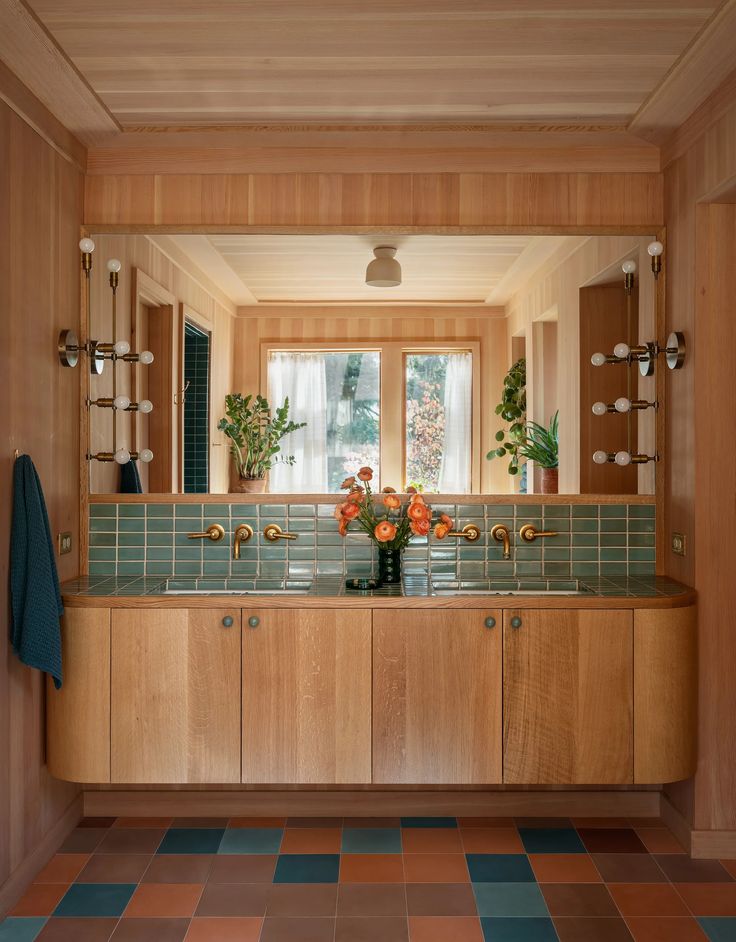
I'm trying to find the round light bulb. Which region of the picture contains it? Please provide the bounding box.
[593,450,609,465]
[592,401,608,416]
[615,397,631,413]
[113,340,130,356]
[622,260,637,274]
[615,450,632,466]
[113,395,131,411]
[138,399,153,414]
[647,240,663,257]
[613,342,630,359]
[139,350,154,365]
[79,238,95,253]
[106,258,122,273]
[591,352,607,367]
[114,447,131,465]
[139,448,154,463]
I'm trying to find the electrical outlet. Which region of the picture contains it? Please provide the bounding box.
[58,532,72,555]
[671,532,686,557]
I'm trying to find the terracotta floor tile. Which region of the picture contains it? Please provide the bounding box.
[280,828,342,854]
[721,860,736,879]
[655,856,735,883]
[36,917,119,941]
[592,853,667,883]
[78,854,152,883]
[542,883,619,917]
[456,817,512,828]
[260,916,336,942]
[143,855,214,884]
[229,817,286,828]
[11,883,68,916]
[171,819,229,829]
[554,916,636,941]
[624,917,709,941]
[266,884,338,917]
[125,883,204,918]
[337,884,407,917]
[579,828,648,854]
[334,916,408,942]
[58,828,107,854]
[609,883,691,917]
[675,882,736,916]
[110,917,190,942]
[402,829,463,854]
[35,854,89,883]
[343,818,402,829]
[113,818,173,829]
[530,853,603,883]
[460,828,524,854]
[95,829,165,855]
[516,817,573,829]
[636,828,686,854]
[572,818,633,829]
[286,817,342,829]
[185,917,262,942]
[402,854,469,884]
[207,855,276,884]
[405,883,477,916]
[408,916,483,941]
[340,855,405,883]
[196,883,269,917]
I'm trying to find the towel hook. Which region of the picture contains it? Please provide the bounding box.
[14,449,20,460]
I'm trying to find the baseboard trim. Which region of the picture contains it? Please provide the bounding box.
[660,793,693,854]
[0,793,83,918]
[660,794,736,859]
[84,789,660,819]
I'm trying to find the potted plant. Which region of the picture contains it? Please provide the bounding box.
[487,357,527,482]
[217,393,306,493]
[334,467,454,584]
[519,411,559,494]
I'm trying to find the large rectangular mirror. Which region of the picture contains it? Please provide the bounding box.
[85,232,660,497]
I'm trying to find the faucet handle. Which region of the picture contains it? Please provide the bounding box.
[264,523,297,542]
[234,523,254,542]
[187,524,225,542]
[519,524,558,542]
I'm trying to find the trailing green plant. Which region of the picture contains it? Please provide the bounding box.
[486,357,527,475]
[217,393,306,480]
[518,411,559,469]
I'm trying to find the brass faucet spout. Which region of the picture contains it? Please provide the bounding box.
[490,523,511,560]
[233,523,254,560]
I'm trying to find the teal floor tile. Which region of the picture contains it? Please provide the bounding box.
[473,882,550,918]
[466,854,536,883]
[157,828,225,854]
[341,828,402,854]
[481,917,559,941]
[0,919,47,942]
[53,883,136,917]
[699,918,736,941]
[518,828,586,854]
[218,828,283,854]
[401,817,457,828]
[273,854,340,883]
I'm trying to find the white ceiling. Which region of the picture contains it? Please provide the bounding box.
[161,234,576,305]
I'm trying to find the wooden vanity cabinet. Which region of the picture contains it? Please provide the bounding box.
[503,609,633,784]
[110,608,241,784]
[372,610,502,784]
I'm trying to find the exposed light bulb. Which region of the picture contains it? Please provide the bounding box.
[592,401,608,416]
[106,258,122,273]
[113,340,130,356]
[139,448,154,463]
[647,241,663,257]
[114,447,131,465]
[622,260,637,274]
[615,397,631,413]
[113,395,131,411]
[591,352,607,367]
[615,450,632,466]
[139,350,154,365]
[138,399,153,414]
[593,450,609,465]
[613,342,630,359]
[79,238,95,253]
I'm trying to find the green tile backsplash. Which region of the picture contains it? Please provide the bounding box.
[88,501,655,580]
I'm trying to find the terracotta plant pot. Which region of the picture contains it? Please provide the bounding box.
[233,476,267,494]
[539,467,559,494]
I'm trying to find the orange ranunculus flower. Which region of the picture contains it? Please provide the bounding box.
[357,466,373,481]
[382,486,397,493]
[409,492,426,505]
[383,494,401,510]
[338,517,349,537]
[342,501,360,520]
[434,522,450,539]
[410,518,430,537]
[333,502,346,520]
[374,520,397,542]
[340,475,356,490]
[407,502,428,521]
[440,513,453,527]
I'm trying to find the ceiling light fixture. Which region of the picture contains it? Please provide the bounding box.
[365,245,401,287]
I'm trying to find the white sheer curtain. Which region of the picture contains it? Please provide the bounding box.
[268,352,328,492]
[438,352,472,493]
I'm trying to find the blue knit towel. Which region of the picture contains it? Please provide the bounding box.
[10,455,63,688]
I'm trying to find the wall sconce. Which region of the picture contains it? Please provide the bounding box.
[592,397,658,415]
[622,259,637,295]
[87,448,154,464]
[591,334,686,377]
[648,240,663,278]
[593,450,659,466]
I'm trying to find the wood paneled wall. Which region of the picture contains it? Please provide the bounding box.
[0,100,83,909]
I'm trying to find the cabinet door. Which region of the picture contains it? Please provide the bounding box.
[111,608,241,784]
[242,609,371,784]
[373,610,502,784]
[503,609,633,784]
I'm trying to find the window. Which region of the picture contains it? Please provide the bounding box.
[266,344,476,493]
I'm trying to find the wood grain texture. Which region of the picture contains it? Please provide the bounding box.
[111,608,241,784]
[46,609,111,784]
[634,606,697,785]
[503,609,633,784]
[372,610,502,784]
[242,609,372,784]
[0,97,83,898]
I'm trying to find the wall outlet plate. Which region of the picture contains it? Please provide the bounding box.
[58,532,72,555]
[671,532,687,557]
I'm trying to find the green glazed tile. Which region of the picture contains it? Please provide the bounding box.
[175,504,203,517]
[89,548,115,561]
[288,504,316,516]
[118,532,145,546]
[147,547,173,561]
[600,504,627,517]
[542,562,572,577]
[516,545,542,560]
[315,546,342,561]
[572,547,598,561]
[203,561,230,576]
[628,504,655,518]
[571,518,598,533]
[487,562,515,578]
[289,518,315,532]
[572,504,598,517]
[146,503,174,517]
[90,504,116,517]
[601,562,628,576]
[203,545,230,560]
[458,547,485,561]
[629,548,655,561]
[484,504,514,518]
[119,504,145,517]
[145,562,172,576]
[629,561,655,575]
[629,532,655,547]
[629,519,656,533]
[601,518,626,532]
[175,517,200,532]
[572,562,600,578]
[207,504,230,516]
[90,518,116,532]
[543,548,571,561]
[261,546,287,559]
[600,548,627,561]
[118,546,144,561]
[456,504,479,515]
[117,561,145,576]
[515,562,544,577]
[517,504,542,517]
[90,532,116,547]
[290,546,319,560]
[232,561,258,576]
[146,518,173,533]
[147,532,173,547]
[118,518,145,533]
[542,505,570,519]
[600,532,627,547]
[89,561,116,575]
[258,504,289,516]
[317,532,342,545]
[572,533,598,547]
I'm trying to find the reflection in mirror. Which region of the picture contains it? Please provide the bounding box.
[86,233,660,497]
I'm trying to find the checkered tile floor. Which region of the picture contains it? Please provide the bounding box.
[2,816,736,941]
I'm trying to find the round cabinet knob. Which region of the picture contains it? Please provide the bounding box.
[484,617,496,629]
[222,616,234,628]
[248,616,260,629]
[510,616,522,629]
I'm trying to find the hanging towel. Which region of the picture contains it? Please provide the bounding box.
[120,458,142,494]
[10,455,64,689]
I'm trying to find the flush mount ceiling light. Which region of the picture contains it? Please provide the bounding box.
[365,245,401,287]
